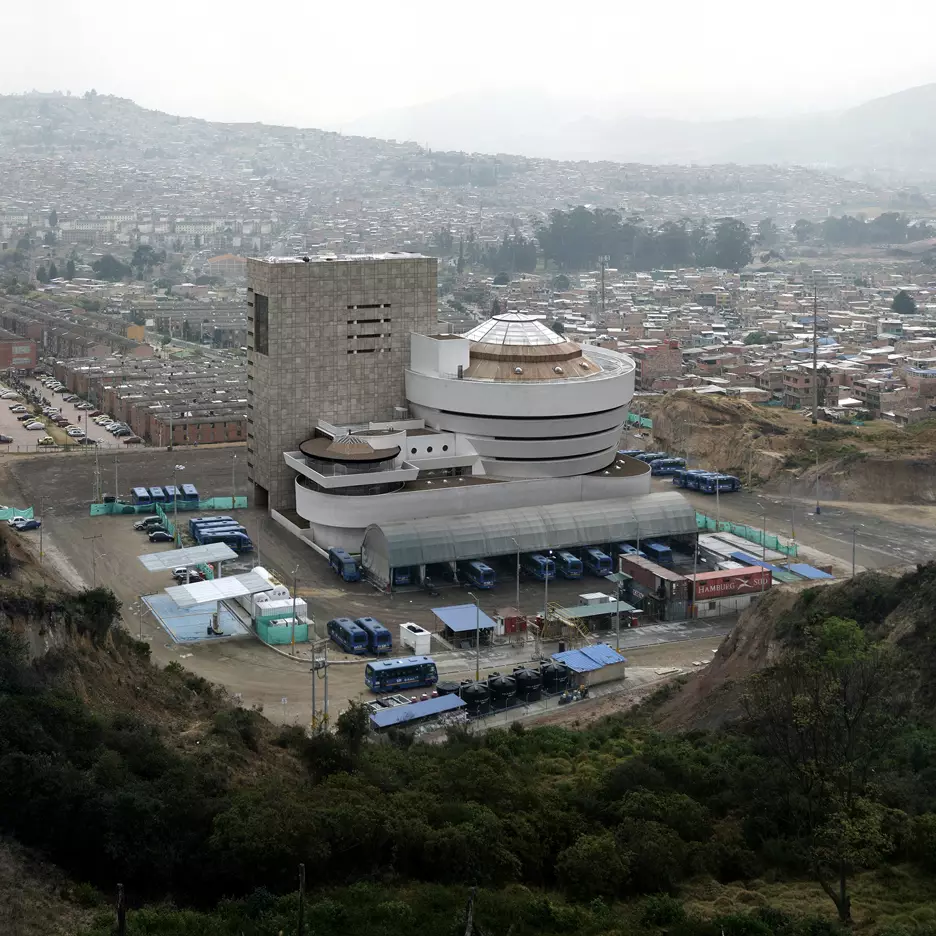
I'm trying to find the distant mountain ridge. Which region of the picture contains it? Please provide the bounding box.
[347,83,936,174]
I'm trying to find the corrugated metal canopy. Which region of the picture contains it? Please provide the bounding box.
[362,493,695,570]
[165,571,275,608]
[370,695,466,730]
[431,604,497,633]
[553,643,627,672]
[139,543,237,571]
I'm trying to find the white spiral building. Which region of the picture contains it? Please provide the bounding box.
[405,312,636,478]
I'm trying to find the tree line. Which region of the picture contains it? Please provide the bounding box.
[792,212,934,247]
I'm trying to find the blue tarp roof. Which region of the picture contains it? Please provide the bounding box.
[552,642,627,673]
[431,604,497,633]
[369,694,466,729]
[730,551,785,576]
[787,563,835,580]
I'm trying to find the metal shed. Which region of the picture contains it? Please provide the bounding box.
[360,492,696,587]
[552,642,628,687]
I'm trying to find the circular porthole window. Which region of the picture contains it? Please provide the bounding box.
[410,447,417,454]
[514,367,523,375]
[427,446,433,453]
[442,444,449,451]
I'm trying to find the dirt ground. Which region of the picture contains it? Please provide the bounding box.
[0,445,731,726]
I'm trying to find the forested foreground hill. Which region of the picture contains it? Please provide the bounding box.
[2,572,936,936]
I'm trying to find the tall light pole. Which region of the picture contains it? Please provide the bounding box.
[851,527,857,578]
[812,287,819,426]
[291,564,299,655]
[598,254,610,322]
[231,452,237,507]
[509,536,520,614]
[467,591,480,681]
[814,449,821,516]
[542,550,554,635]
[173,463,185,545]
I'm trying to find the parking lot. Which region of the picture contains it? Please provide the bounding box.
[20,376,124,448]
[0,445,731,723]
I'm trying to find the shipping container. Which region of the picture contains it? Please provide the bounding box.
[688,566,771,600]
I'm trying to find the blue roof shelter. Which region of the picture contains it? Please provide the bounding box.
[369,694,466,732]
[552,643,628,687]
[432,604,497,647]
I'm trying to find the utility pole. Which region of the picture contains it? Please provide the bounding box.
[852,527,857,578]
[114,454,118,502]
[322,641,329,731]
[311,643,316,729]
[173,464,184,545]
[468,591,480,681]
[83,534,102,588]
[291,564,299,655]
[38,496,44,564]
[231,452,237,507]
[815,449,821,516]
[509,535,520,615]
[761,506,768,593]
[812,287,819,425]
[598,254,609,323]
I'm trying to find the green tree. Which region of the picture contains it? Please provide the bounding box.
[556,832,630,899]
[48,261,59,280]
[42,231,55,246]
[36,266,49,284]
[710,218,753,270]
[744,330,772,345]
[755,218,778,247]
[551,273,570,291]
[48,209,58,228]
[550,319,565,335]
[457,237,464,274]
[65,258,76,279]
[892,290,917,315]
[492,271,509,286]
[744,617,913,924]
[792,219,816,244]
[92,254,131,281]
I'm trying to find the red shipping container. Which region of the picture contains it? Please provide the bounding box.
[689,567,771,599]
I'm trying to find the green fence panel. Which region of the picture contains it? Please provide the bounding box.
[695,512,798,558]
[90,496,248,517]
[196,562,215,581]
[0,507,34,520]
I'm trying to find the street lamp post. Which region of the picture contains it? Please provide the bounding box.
[173,464,185,546]
[509,536,520,614]
[852,527,857,578]
[291,564,299,655]
[467,591,480,681]
[815,449,821,515]
[231,452,237,507]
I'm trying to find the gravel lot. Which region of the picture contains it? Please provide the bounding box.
[0,445,732,725]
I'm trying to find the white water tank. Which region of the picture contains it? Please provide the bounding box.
[400,622,431,655]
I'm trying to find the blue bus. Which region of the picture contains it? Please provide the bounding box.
[392,567,412,586]
[354,617,393,655]
[583,548,612,576]
[365,655,438,693]
[189,515,233,536]
[634,451,669,463]
[617,449,645,457]
[132,486,152,506]
[328,617,369,654]
[457,560,496,589]
[195,524,247,542]
[613,541,646,560]
[328,547,360,582]
[149,486,167,503]
[650,457,687,476]
[181,484,199,503]
[672,469,709,489]
[645,541,673,566]
[163,485,181,503]
[699,473,742,494]
[198,530,253,553]
[522,553,555,580]
[556,550,583,579]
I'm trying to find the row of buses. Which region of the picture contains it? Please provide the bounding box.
[618,449,742,494]
[132,485,199,505]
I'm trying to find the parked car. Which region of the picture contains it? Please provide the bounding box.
[26,422,45,431]
[66,428,85,437]
[37,436,56,446]
[122,435,143,444]
[113,428,132,437]
[17,413,35,421]
[89,410,102,417]
[9,404,26,412]
[148,530,174,543]
[172,566,206,583]
[77,437,100,445]
[8,517,41,530]
[0,435,12,443]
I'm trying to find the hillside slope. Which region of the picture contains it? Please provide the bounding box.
[650,391,936,503]
[653,564,936,730]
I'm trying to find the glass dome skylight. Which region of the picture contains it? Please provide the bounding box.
[463,311,566,347]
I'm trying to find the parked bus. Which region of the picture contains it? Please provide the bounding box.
[181,483,200,503]
[189,515,234,536]
[633,451,669,463]
[131,486,152,506]
[613,541,646,560]
[671,469,709,489]
[163,485,181,503]
[644,541,673,566]
[649,457,687,476]
[148,486,167,503]
[327,617,369,654]
[197,530,253,553]
[365,655,438,693]
[555,550,583,579]
[392,567,412,586]
[328,547,361,582]
[699,473,742,494]
[195,524,247,542]
[354,617,393,655]
[617,449,645,457]
[457,560,496,589]
[583,547,612,576]
[522,553,555,580]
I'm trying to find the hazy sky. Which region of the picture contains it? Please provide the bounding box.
[3,0,935,127]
